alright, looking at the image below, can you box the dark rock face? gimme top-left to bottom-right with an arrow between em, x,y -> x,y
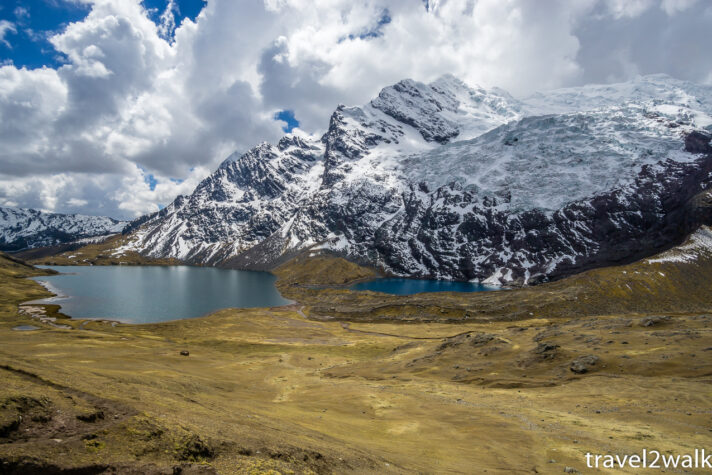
685,130 -> 712,154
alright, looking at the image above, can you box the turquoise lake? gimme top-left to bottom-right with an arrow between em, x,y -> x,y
350,278 -> 499,295
30,266 -> 292,324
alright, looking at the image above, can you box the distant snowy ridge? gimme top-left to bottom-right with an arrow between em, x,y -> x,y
0,207 -> 127,251
120,74 -> 712,285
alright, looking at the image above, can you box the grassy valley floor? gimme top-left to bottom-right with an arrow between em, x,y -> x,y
1,234 -> 712,473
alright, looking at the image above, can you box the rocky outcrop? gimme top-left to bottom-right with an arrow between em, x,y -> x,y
570,355 -> 600,374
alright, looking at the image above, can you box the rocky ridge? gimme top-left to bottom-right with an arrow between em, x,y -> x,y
0,207 -> 127,252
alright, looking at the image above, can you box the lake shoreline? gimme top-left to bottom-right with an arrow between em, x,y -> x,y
24,265 -> 293,324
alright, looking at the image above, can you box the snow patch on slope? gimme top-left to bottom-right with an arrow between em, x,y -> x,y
647,226 -> 712,264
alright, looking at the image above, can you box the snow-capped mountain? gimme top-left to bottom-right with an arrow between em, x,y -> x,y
121,74 -> 712,285
0,207 -> 127,251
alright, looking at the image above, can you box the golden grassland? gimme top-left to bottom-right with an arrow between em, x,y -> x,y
26,234 -> 182,267
1,234 -> 712,473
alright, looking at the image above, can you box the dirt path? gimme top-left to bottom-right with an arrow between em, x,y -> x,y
338,322 -> 444,340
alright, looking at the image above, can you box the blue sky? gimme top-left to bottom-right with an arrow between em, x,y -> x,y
0,0 -> 205,68
0,0 -> 90,69
274,110 -> 300,133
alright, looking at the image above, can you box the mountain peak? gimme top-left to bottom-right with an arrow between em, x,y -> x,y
429,73 -> 470,92
118,73 -> 712,285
